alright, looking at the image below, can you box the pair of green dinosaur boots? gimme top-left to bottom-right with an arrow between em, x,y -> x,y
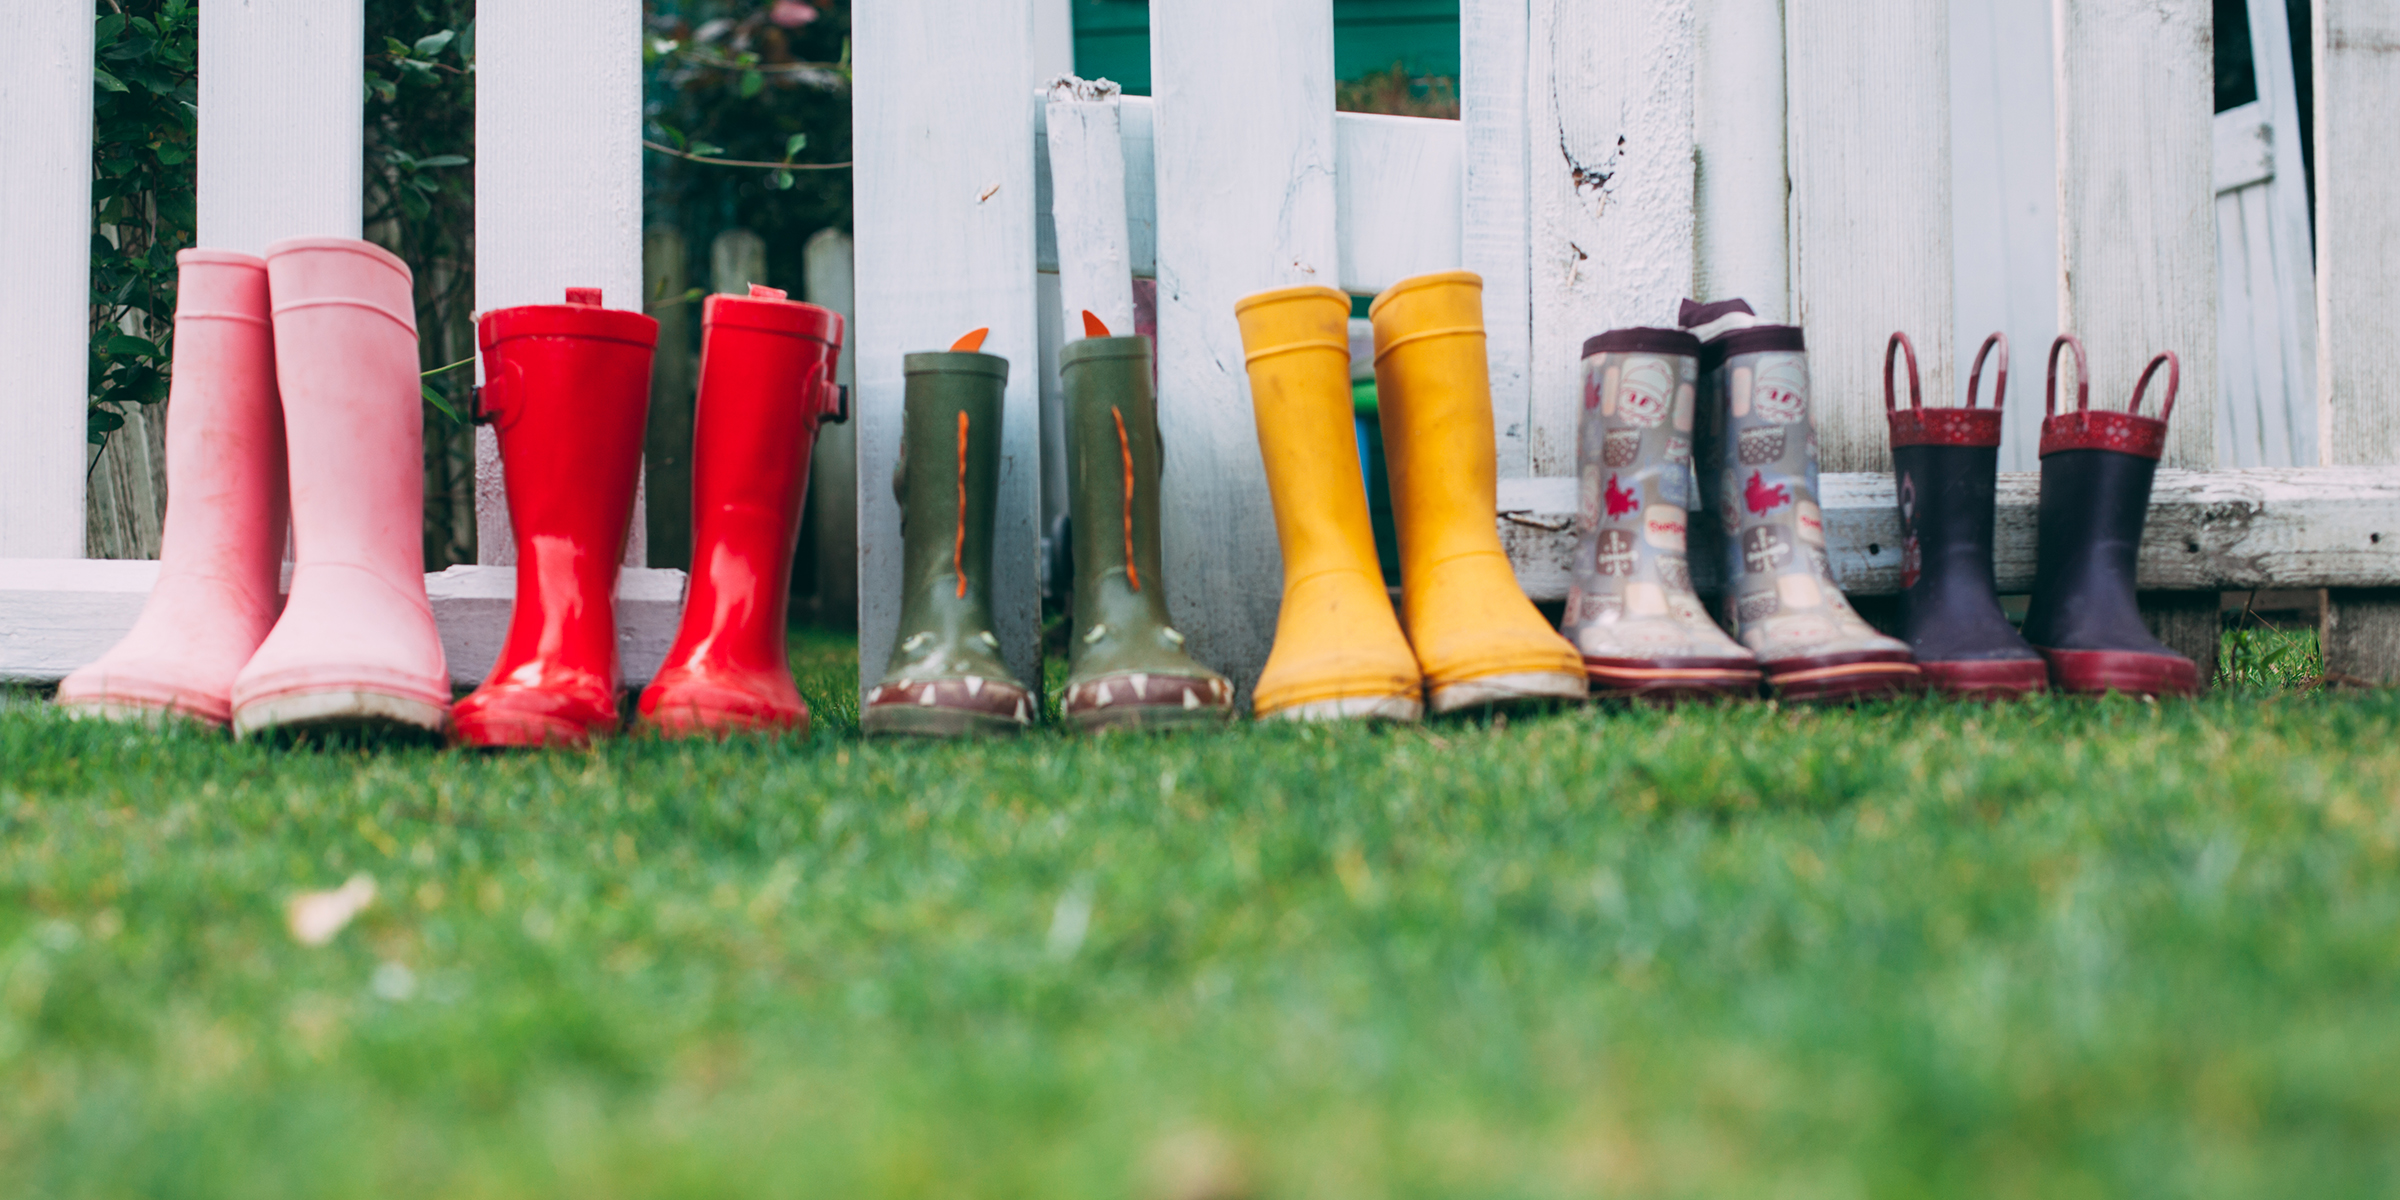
860,334 -> 1234,737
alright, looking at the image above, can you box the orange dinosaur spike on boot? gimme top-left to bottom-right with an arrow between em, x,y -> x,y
1081,310 -> 1112,338
950,327 -> 990,353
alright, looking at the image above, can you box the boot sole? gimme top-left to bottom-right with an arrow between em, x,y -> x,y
1064,702 -> 1236,734
636,704 -> 810,740
1584,659 -> 1764,703
2036,647 -> 2199,697
1764,657 -> 1925,703
860,704 -> 1030,738
1428,670 -> 1590,714
455,713 -> 609,749
1258,694 -> 1424,724
232,689 -> 448,741
56,696 -> 230,730
1919,657 -> 2052,698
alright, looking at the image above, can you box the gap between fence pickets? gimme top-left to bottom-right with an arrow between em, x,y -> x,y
0,563 -> 686,687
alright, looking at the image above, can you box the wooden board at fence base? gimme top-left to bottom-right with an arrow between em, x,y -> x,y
1494,466 -> 2400,602
2315,0 -> 2400,683
0,562 -> 686,688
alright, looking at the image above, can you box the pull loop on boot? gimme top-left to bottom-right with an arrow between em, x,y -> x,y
454,289 -> 658,747
860,350 -> 1038,735
1886,331 -> 2048,697
640,285 -> 845,737
1371,272 -> 1587,712
231,238 -> 449,740
1058,336 -> 1236,730
1564,327 -> 1760,701
1687,298 -> 1922,702
2022,336 -> 2199,696
57,250 -> 289,727
1235,285 -> 1422,722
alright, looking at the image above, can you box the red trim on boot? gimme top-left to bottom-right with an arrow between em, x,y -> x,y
1761,650 -> 1924,702
2036,647 -> 2198,697
1918,656 -> 2051,698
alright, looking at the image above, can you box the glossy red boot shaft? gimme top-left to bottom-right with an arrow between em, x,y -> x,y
56,250 -> 288,725
639,285 -> 844,736
453,289 -> 658,747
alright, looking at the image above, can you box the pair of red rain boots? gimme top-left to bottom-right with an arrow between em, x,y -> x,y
450,284 -> 845,747
59,240 -> 451,737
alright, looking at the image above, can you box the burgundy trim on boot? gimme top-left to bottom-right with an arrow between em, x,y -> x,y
1581,328 -> 1702,358
1583,656 -> 1763,702
2038,337 -> 2176,460
1761,650 -> 1923,702
1918,657 -> 2051,697
2037,647 -> 2198,697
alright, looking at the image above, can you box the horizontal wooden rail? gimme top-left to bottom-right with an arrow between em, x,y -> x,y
1497,466 -> 2400,602
0,564 -> 686,686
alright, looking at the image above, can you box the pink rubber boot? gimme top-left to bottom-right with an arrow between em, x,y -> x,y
55,250 -> 289,726
230,237 -> 449,739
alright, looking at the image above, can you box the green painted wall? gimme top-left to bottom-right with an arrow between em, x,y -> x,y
1071,0 -> 1462,96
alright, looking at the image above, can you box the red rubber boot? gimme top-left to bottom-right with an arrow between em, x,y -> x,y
451,288 -> 658,748
638,286 -> 845,737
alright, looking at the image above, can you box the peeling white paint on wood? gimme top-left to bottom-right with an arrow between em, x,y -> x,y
2054,0 -> 2217,470
1335,113 -> 1465,296
854,0 -> 1043,688
475,0 -> 648,569
0,561 -> 685,686
1496,467 -> 2400,601
1043,77 -> 1138,337
1462,0 -> 1534,475
1787,0 -> 1952,474
1150,0 -> 1340,697
1035,95 -> 1156,278
1526,0 -> 1696,475
0,0 -> 95,558
1693,0 -> 1788,321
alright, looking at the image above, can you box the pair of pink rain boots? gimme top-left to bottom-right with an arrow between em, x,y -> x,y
56,240 -> 450,739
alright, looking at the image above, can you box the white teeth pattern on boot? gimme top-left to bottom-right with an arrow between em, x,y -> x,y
1182,690 -> 1200,710
1163,627 -> 1185,645
919,686 -> 938,706
966,677 -> 983,697
867,686 -> 883,704
1095,682 -> 1113,707
978,631 -> 1000,648
1085,624 -> 1108,644
1130,674 -> 1147,699
1013,697 -> 1029,723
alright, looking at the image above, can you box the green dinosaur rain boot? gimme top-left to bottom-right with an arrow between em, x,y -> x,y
1058,336 -> 1235,731
860,350 -> 1039,736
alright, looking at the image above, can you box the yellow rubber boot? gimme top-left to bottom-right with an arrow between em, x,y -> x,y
1371,271 -> 1588,712
1235,285 -> 1423,722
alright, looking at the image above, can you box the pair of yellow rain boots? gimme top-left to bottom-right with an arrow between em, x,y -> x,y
1234,271 -> 1588,721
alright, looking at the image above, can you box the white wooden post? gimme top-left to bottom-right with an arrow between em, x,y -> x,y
2055,0 -> 2218,676
1043,79 -> 1137,337
804,229 -> 859,629
1462,0 -> 1533,475
1786,0 -> 1952,473
1950,0 -> 2059,473
474,0 -> 646,569
0,0 -> 96,558
2314,0 -> 2400,682
1526,0 -> 1696,476
1693,0 -> 1789,321
1150,0 -> 1341,696
853,0 -> 1043,689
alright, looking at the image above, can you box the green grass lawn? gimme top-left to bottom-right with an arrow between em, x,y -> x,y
3,629 -> 2397,1198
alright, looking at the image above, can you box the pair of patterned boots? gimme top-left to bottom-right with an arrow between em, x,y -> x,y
59,240 -> 453,737
1234,273 -> 1589,721
461,283 -> 848,746
858,323 -> 1237,736
1886,331 -> 2197,697
1564,301 -> 1923,702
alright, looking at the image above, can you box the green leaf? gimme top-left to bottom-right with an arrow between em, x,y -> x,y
773,169 -> 795,191
384,37 -> 414,57
412,30 -> 456,59
422,385 -> 463,424
104,334 -> 159,358
93,67 -> 129,94
95,13 -> 128,43
458,19 -> 475,62
689,142 -> 725,159
739,69 -> 764,98
414,154 -> 469,169
784,132 -> 808,160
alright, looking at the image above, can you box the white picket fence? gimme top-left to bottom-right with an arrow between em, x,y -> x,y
6,0 -> 2400,692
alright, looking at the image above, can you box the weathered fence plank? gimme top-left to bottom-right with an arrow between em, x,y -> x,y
1526,0 -> 1696,476
1462,0 -> 1534,475
475,0 -> 647,569
2313,0 -> 2400,683
804,228 -> 859,630
853,0 -> 1043,689
1147,0 -> 1340,698
1693,0 -> 1788,320
0,0 -> 96,558
1335,113 -> 1464,295
196,0 -> 364,253
642,225 -> 695,569
1786,0 -> 1951,474
2056,0 -> 2219,680
1043,79 -> 1137,337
